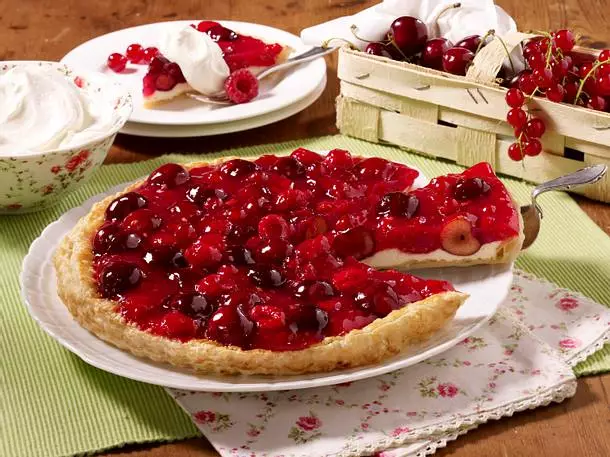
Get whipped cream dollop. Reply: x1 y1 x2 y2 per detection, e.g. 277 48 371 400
0 66 114 155
159 26 230 95
301 0 516 50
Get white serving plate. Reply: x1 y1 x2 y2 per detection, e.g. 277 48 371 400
21 161 512 392
61 20 327 127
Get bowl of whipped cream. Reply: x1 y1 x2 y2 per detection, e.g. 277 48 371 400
0 61 132 213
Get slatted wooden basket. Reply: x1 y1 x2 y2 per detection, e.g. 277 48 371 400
336 32 610 202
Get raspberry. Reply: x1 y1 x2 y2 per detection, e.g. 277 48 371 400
224 69 259 104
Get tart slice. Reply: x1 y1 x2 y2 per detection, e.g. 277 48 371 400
142 21 292 106
54 149 521 375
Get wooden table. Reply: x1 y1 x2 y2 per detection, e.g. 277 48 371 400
3 0 609 456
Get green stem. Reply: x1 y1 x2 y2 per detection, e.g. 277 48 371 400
493 33 516 75
475 29 495 56
574 58 610 104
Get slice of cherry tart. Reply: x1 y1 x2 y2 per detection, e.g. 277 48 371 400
55 149 521 375
142 21 290 105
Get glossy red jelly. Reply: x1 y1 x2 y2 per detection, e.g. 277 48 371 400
92 149 518 350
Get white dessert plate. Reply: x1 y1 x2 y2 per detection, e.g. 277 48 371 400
119 74 325 137
61 20 327 126
22 161 512 392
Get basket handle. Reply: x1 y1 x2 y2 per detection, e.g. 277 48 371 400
465 31 538 85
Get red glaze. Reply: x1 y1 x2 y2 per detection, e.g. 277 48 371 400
92 150 517 350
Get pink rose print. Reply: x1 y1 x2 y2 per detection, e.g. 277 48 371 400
556 297 579 312
559 338 582 349
194 410 216 424
73 76 84 88
51 165 62 174
296 415 322 431
247 428 260 437
437 382 459 398
65 150 91 172
6 204 22 210
41 184 54 196
391 426 411 437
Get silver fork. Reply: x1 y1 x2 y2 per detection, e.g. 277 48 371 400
187 46 338 105
521 164 607 249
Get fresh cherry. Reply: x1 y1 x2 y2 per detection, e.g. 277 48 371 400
389 16 428 57
105 192 147 221
454 35 481 53
442 47 474 75
98 261 142 297
420 38 451 70
365 42 394 59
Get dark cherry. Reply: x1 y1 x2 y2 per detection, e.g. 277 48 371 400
105 192 148 221
249 237 293 264
454 178 491 200
377 192 419 218
454 35 482 53
171 251 189 268
206 25 238 42
166 293 213 318
389 16 428 56
206 306 250 347
257 214 290 240
93 224 126 254
125 233 142 249
290 148 323 167
365 42 394 59
120 209 162 236
185 185 216 206
332 226 375 259
220 159 258 178
293 280 335 301
355 157 395 181
442 47 475 75
354 284 399 317
146 231 178 263
271 156 305 178
98 261 142 297
148 163 189 188
184 234 224 269
324 149 353 172
247 266 286 288
420 38 452 70
224 246 255 265
290 303 329 332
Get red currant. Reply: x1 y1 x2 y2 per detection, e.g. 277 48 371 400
596 73 610 96
107 53 127 73
580 62 594 79
508 143 524 161
507 108 527 129
142 47 159 64
518 73 537 95
532 67 553 89
599 64 610 77
553 29 575 53
587 95 608 111
546 83 565 102
523 139 543 156
600 49 610 63
126 43 144 63
525 118 546 138
505 88 525 108
550 58 570 79
527 52 546 70
564 80 579 103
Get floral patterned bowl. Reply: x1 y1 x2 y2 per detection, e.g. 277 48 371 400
0 61 132 214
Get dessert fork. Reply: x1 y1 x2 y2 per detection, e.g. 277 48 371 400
521 164 607 249
187 46 338 105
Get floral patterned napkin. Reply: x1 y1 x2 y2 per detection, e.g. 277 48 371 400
167 270 610 457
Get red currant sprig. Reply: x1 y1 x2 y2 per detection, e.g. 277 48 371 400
106 43 159 73
505 87 545 160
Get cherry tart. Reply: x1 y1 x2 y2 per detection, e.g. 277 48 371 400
143 21 291 106
54 149 521 375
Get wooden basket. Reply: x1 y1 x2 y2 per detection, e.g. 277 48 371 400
336 32 610 202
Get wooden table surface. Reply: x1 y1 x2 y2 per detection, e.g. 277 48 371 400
3 0 609 456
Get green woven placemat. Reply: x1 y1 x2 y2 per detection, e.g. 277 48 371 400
2 135 609 457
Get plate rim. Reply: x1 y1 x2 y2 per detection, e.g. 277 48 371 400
60 19 327 126
20 159 510 392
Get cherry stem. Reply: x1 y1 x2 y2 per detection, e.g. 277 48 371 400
321 37 358 50
492 32 516 75
475 29 495 56
349 24 379 44
574 58 610 104
432 2 462 25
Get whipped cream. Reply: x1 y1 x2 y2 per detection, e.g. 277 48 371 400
300 0 516 50
159 26 230 95
0 66 114 155
363 241 504 269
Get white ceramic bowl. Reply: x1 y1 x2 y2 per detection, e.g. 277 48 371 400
0 61 132 214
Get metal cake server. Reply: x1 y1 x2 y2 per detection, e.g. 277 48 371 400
521 164 607 249
187 46 337 105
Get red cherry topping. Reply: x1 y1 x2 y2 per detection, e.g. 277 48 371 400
220 158 258 178
332 226 375 259
184 234 225 269
142 47 159 64
120 209 162 237
454 178 491 200
247 266 286 288
196 21 219 32
107 53 127 73
206 25 238 42
376 192 419 218
93 223 126 254
98 261 142 297
105 192 148 221
148 163 190 188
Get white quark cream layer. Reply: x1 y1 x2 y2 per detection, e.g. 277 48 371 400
159 26 230 95
300 0 516 50
0 66 114 155
363 241 504 269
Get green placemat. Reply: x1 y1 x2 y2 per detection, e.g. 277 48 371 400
2 135 609 457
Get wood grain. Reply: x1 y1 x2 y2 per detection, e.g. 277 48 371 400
2 0 609 456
